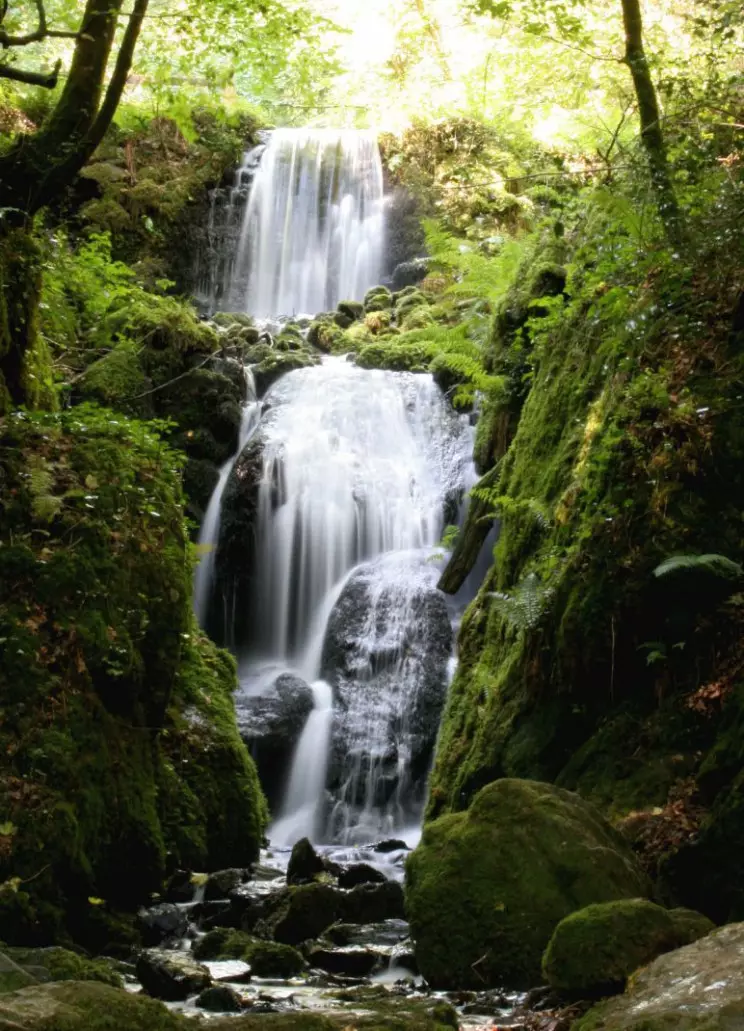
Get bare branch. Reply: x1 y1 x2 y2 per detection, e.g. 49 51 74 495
0 0 79 48
0 56 59 87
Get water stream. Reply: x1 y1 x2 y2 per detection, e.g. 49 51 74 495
194 129 475 847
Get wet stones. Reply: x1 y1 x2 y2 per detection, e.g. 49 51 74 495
137 903 189 947
287 838 327 885
136 950 211 1001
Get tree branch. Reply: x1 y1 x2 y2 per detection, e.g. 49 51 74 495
0 56 59 87
86 0 148 153
0 0 79 47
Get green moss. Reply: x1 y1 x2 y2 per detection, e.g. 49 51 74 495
363 286 393 312
79 342 152 417
0 406 265 944
542 899 713 996
257 885 342 946
406 779 650 990
355 338 431 372
193 930 305 976
0 947 122 990
0 980 186 1031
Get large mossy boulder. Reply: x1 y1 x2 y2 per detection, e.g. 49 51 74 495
542 899 714 996
0 947 122 994
0 980 185 1030
193 928 305 977
574 922 744 1031
405 779 651 990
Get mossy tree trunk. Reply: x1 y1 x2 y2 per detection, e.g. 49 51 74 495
620 0 681 241
0 0 149 410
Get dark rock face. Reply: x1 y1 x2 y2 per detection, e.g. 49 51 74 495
341 882 405 925
287 838 326 885
337 863 387 889
204 868 247 901
136 949 211 1001
306 946 381 977
163 869 194 904
320 555 452 836
210 434 264 646
137 903 189 947
195 985 243 1012
391 259 430 291
235 673 314 807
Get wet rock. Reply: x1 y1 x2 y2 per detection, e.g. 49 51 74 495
406 779 652 990
136 948 212 1001
212 434 264 647
163 869 195 904
374 839 410 853
257 884 343 945
575 921 744 1030
191 899 233 929
307 946 381 977
137 903 189 946
325 918 409 949
193 928 305 977
391 258 430 291
340 882 405 924
287 837 327 885
321 554 452 831
235 674 314 807
543 899 715 996
205 868 247 901
195 984 243 1012
337 863 387 889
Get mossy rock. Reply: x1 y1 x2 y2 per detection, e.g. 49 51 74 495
363 286 393 313
405 779 651 990
401 307 435 332
193 928 305 977
182 457 220 520
253 351 318 396
0 947 122 991
337 301 364 322
394 291 429 319
363 311 391 335
0 979 185 1030
257 885 342 946
78 342 152 418
355 340 430 373
542 899 714 996
307 320 343 353
211 313 256 330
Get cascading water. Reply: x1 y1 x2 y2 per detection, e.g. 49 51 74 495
228 129 385 317
235 359 471 842
194 128 477 846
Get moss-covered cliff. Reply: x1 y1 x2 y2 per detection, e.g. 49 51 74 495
0 406 267 947
429 168 744 921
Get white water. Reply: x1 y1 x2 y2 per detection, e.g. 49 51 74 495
193 130 477 845
229 129 385 316
247 359 468 663
270 680 334 846
193 368 260 626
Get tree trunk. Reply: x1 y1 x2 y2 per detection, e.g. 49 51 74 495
620 0 681 240
0 0 149 408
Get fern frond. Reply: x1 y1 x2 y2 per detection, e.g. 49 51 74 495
653 554 744 582
489 572 553 631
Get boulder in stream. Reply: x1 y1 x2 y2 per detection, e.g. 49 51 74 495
137 902 189 946
136 949 212 1001
287 837 327 885
195 984 243 1012
406 778 652 990
543 898 715 996
321 553 452 835
235 673 314 806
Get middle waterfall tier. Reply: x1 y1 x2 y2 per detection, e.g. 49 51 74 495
209 358 472 843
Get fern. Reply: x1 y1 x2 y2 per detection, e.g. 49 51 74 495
653 554 744 582
469 487 551 530
489 572 553 632
27 455 62 523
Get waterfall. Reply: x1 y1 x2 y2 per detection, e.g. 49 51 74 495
234 358 471 841
225 129 385 317
193 128 476 845
193 368 260 625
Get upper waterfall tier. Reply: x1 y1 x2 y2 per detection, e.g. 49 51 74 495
221 129 385 317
